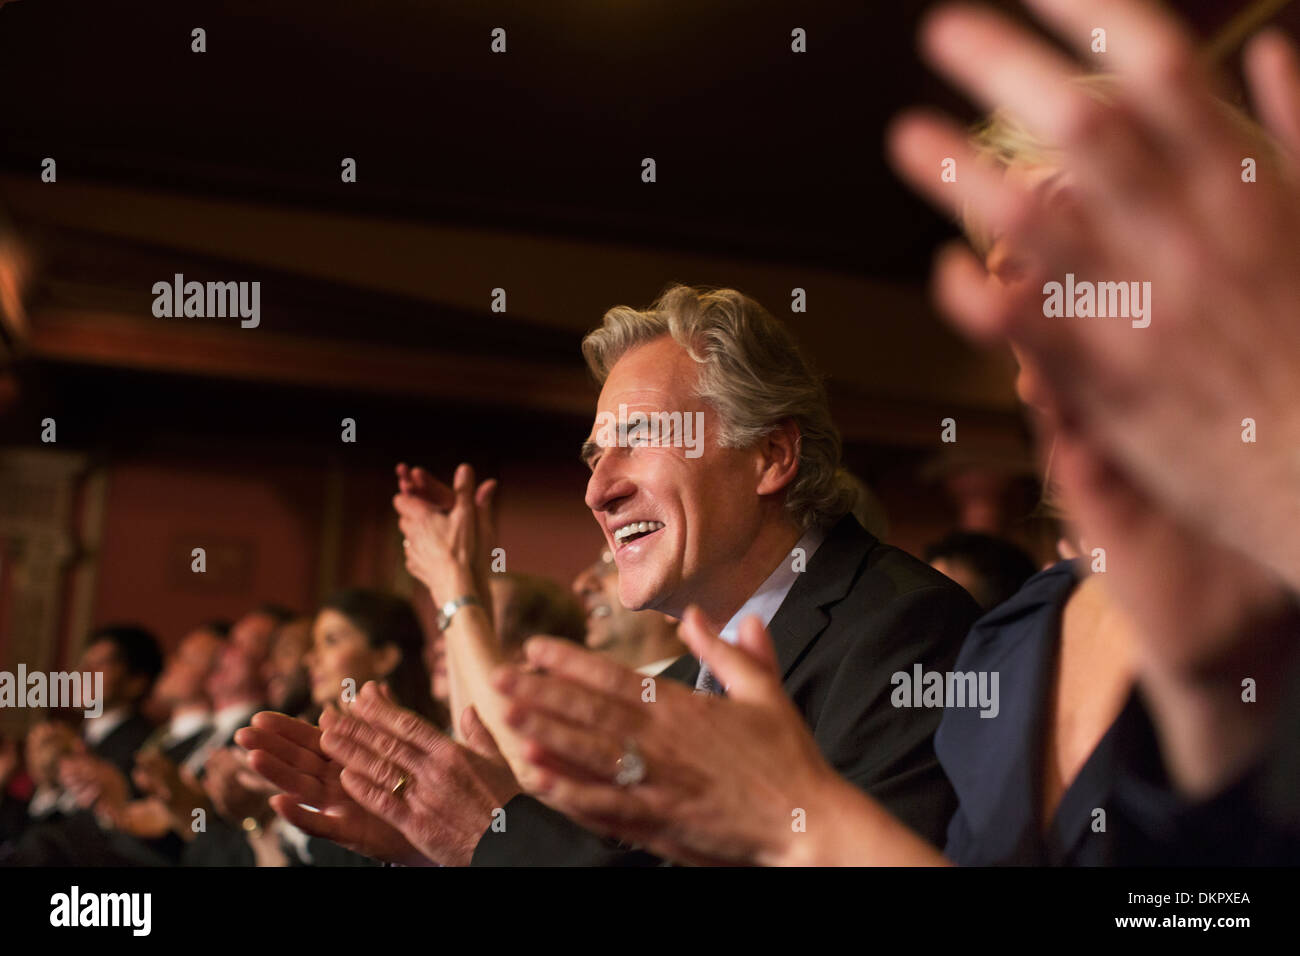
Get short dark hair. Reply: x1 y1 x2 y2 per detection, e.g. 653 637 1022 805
493 573 587 651
254 603 297 625
924 532 1038 612
86 625 164 694
197 619 232 639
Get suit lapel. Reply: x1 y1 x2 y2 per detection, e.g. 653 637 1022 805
766 515 873 680
657 652 700 687
652 515 872 689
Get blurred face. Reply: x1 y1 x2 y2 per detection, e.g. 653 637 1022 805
154 629 223 708
230 612 276 666
79 639 133 709
206 641 261 706
305 609 398 709
582 336 767 617
25 723 77 787
262 619 311 712
572 553 631 651
928 557 984 606
424 631 449 705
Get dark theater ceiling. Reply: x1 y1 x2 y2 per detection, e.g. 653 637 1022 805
0 0 1291 454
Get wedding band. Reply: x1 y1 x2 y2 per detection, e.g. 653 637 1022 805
392 774 410 798
614 739 646 787
403 539 410 549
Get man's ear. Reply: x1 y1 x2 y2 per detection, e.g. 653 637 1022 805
755 419 801 496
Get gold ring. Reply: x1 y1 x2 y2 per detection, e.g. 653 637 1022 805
391 774 410 798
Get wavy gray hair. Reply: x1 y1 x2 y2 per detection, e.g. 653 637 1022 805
581 284 857 530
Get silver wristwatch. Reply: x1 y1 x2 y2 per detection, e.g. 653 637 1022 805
437 594 482 631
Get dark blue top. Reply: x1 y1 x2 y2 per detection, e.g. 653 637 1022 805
936 560 1140 865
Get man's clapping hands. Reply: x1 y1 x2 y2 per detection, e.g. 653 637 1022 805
238 684 519 866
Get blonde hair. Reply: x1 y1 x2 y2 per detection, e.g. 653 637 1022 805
962 72 1283 253
582 284 857 530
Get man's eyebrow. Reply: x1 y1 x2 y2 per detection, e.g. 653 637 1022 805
579 439 599 467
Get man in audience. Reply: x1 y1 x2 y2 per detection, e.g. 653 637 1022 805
5 625 163 864
573 548 684 675
143 621 228 767
489 571 587 655
262 616 313 717
73 626 164 779
243 284 980 866
481 0 1300 867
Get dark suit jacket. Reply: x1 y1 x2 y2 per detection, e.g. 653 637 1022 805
89 711 155 782
472 513 980 865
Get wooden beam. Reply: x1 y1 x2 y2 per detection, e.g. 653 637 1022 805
23 308 597 415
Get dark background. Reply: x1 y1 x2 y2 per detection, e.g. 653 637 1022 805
0 0 1290 711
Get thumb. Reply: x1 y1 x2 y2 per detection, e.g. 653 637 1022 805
459 705 504 762
475 478 498 550
678 606 781 699
734 614 780 674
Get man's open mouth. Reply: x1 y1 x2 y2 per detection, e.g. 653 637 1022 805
612 520 665 548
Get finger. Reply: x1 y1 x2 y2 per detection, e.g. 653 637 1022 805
459 705 504 762
452 463 476 528
1023 0 1212 138
475 478 498 553
886 110 1041 260
247 711 326 754
393 493 437 520
931 240 1028 344
920 4 1084 140
352 681 447 754
338 767 412 829
508 706 626 782
269 794 354 840
497 667 637 734
678 606 783 699
320 710 426 787
921 4 1194 203
413 467 456 507
520 636 646 701
236 725 333 780
530 771 657 836
247 749 331 805
1246 28 1300 164
733 614 780 674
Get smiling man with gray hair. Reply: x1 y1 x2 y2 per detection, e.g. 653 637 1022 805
241 283 979 867
467 283 979 864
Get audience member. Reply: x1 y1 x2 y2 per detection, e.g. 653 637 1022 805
572 549 684 674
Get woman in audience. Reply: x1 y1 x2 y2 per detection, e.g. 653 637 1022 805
187 589 445 865
307 589 446 730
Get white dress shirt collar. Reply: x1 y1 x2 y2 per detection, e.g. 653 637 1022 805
635 656 680 677
82 705 130 747
165 708 212 745
718 524 827 644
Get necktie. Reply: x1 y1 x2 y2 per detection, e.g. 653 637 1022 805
694 661 724 696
